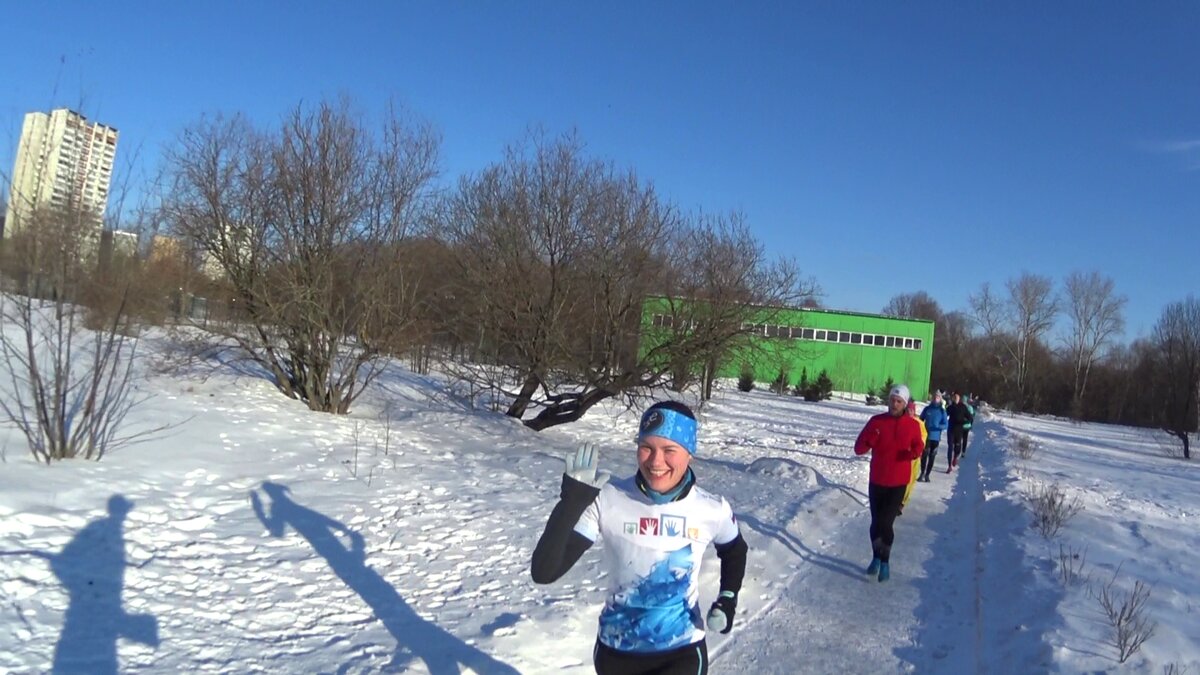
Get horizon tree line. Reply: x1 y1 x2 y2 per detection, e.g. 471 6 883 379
1 97 1194 461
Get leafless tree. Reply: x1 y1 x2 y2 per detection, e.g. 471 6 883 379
968 282 1016 398
969 275 1057 406
665 212 818 401
162 100 440 413
1060 271 1125 412
441 132 677 428
1151 297 1200 459
439 132 815 429
882 291 942 322
1008 273 1058 404
0 201 149 462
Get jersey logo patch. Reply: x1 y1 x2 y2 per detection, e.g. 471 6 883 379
661 515 685 537
623 522 638 534
639 517 659 535
687 527 700 540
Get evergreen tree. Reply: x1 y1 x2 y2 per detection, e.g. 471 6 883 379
737 365 755 392
771 369 790 395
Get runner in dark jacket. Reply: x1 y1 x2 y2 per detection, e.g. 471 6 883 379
945 393 973 471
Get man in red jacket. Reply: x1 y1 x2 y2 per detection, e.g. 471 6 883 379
854 384 925 582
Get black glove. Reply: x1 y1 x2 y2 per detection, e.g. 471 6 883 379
706 591 737 634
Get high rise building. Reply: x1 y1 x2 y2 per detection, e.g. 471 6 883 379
4 108 118 237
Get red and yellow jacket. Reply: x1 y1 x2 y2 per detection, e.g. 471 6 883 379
854 412 925 487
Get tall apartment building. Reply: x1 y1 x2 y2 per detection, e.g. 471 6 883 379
4 108 118 237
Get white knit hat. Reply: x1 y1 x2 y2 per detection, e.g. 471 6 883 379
888 384 911 404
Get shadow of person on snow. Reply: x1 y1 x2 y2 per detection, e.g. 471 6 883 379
1 495 159 674
250 481 519 674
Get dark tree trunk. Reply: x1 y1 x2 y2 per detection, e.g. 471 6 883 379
523 389 616 431
506 373 541 420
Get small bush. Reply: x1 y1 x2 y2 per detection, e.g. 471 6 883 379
865 394 879 406
1094 569 1156 664
1163 663 1189 675
1025 482 1083 539
1013 435 1037 460
1057 544 1089 586
737 368 755 392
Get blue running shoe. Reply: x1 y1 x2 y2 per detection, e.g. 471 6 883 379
866 557 881 576
878 562 890 582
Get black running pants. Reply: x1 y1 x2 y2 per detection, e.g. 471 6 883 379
949 427 967 466
919 439 940 478
868 483 906 563
594 639 708 675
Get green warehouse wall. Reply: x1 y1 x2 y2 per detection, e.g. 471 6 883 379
640 297 935 398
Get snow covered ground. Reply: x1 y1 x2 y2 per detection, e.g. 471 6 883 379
1 328 1197 673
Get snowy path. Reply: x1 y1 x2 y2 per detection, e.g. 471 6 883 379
713 418 1048 674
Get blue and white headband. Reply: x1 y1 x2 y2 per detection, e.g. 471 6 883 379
637 407 698 455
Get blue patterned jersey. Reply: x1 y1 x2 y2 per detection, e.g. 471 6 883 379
573 475 740 653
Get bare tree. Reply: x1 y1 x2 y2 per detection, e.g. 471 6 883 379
0 202 148 462
969 281 1016 398
1060 271 1125 412
666 212 818 401
1151 297 1200 459
162 100 440 413
439 132 815 429
882 291 943 322
969 275 1057 407
1008 273 1058 405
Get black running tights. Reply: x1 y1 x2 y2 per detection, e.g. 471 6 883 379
594 639 708 675
868 483 907 563
919 439 940 478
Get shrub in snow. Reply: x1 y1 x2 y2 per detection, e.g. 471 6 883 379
0 293 146 463
1024 482 1083 539
1092 568 1156 665
1057 544 1089 586
1012 434 1038 460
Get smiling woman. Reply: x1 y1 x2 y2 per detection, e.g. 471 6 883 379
529 400 749 674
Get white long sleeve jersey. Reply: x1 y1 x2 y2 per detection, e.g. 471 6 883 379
572 475 740 653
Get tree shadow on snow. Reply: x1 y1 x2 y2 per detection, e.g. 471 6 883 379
1 495 159 674
250 481 519 674
736 513 865 583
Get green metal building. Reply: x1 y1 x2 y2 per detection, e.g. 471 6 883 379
641 297 935 398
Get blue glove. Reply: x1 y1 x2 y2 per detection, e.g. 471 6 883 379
706 591 737 634
564 443 610 490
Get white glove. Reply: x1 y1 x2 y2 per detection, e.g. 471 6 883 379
564 442 610 489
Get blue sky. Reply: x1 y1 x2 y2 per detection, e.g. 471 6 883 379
2 2 1196 338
